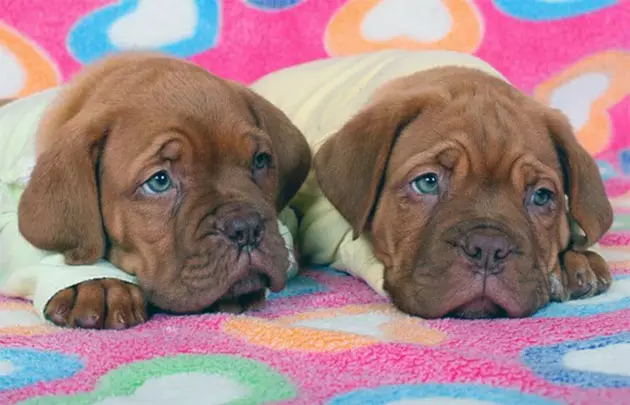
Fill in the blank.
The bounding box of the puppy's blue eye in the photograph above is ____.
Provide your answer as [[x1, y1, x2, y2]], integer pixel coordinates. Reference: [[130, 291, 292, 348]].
[[253, 152, 271, 171], [142, 171, 172, 194], [531, 188, 554, 206], [411, 173, 439, 195]]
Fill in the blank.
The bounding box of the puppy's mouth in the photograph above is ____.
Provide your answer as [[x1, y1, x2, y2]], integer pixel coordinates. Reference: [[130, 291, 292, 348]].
[[447, 296, 508, 319], [221, 270, 271, 299]]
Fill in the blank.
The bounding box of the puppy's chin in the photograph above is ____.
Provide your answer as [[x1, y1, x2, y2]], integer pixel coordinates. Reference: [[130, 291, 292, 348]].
[[387, 260, 546, 319], [222, 271, 270, 299], [446, 297, 508, 319]]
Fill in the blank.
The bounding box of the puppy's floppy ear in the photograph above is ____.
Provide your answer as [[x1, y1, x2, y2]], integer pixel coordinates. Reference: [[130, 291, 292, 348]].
[[314, 91, 446, 238], [238, 86, 312, 210], [545, 107, 613, 250], [18, 107, 111, 265]]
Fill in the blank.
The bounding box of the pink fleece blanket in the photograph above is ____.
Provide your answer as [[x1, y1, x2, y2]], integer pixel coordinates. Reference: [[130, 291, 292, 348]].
[[1, 1, 630, 404]]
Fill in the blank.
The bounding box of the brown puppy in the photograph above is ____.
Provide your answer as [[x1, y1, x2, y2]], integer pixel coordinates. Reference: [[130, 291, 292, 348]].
[[315, 67, 612, 318], [16, 52, 311, 328], [251, 50, 612, 319]]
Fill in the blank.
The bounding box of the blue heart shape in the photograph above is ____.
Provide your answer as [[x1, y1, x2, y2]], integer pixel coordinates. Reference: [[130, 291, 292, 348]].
[[619, 149, 630, 175], [328, 383, 561, 404], [67, 0, 220, 64], [0, 347, 83, 392], [244, 0, 303, 11], [522, 332, 630, 388], [493, 0, 617, 21]]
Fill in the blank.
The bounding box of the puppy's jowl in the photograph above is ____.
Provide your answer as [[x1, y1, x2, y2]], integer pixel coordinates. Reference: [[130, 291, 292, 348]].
[[0, 52, 311, 329], [253, 50, 613, 319]]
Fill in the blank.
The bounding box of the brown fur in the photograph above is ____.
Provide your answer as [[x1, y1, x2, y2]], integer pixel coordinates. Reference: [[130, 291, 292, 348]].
[[315, 67, 612, 319], [17, 52, 311, 329]]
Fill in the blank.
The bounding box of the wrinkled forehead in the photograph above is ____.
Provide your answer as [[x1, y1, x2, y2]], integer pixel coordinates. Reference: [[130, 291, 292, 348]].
[[388, 96, 562, 179], [99, 92, 268, 184], [104, 111, 265, 167]]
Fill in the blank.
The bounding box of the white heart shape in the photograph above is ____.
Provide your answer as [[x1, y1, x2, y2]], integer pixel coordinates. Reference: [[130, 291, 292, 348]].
[[549, 72, 610, 131], [94, 372, 250, 405], [108, 0, 198, 49], [0, 309, 43, 328], [0, 45, 25, 98], [360, 0, 453, 42], [563, 342, 630, 377], [0, 360, 15, 377], [294, 312, 392, 337], [591, 246, 630, 264]]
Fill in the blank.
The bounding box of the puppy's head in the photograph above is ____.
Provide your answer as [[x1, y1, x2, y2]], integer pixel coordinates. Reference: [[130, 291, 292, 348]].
[[315, 67, 612, 319], [18, 53, 311, 313]]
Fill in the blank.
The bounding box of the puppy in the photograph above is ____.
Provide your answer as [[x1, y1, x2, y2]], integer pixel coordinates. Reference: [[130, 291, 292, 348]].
[[0, 52, 311, 329], [252, 50, 613, 318]]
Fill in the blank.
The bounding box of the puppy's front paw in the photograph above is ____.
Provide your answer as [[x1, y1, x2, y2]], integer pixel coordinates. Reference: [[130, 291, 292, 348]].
[[551, 250, 612, 302], [45, 279, 147, 329]]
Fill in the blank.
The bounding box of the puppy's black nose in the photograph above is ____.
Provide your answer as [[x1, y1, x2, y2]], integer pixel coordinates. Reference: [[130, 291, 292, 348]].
[[221, 211, 264, 250], [461, 232, 512, 273]]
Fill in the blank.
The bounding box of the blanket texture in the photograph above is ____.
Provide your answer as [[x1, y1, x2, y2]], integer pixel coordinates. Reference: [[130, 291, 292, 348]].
[[1, 1, 630, 404]]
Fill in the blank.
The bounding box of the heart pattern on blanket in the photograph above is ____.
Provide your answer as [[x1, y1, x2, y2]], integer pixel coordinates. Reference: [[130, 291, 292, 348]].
[[0, 24, 59, 98], [222, 303, 447, 352], [0, 301, 60, 336], [534, 50, 630, 157], [244, 0, 304, 11], [493, 0, 618, 21], [324, 0, 482, 56], [108, 0, 199, 49], [522, 332, 630, 388], [67, 0, 220, 64], [361, 0, 452, 43], [18, 355, 296, 404], [0, 348, 83, 392], [327, 383, 562, 405]]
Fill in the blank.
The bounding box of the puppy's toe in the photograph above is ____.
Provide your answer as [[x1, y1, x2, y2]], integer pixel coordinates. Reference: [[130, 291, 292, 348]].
[[585, 251, 613, 294], [70, 281, 106, 328], [562, 250, 611, 300], [45, 287, 77, 326], [102, 280, 147, 330]]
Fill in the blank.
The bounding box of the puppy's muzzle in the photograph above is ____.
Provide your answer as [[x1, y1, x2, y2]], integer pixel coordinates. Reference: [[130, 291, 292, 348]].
[[215, 203, 285, 296]]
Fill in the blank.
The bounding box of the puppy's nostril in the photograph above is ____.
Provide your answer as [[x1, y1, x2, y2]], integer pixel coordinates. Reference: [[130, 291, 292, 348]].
[[494, 247, 509, 261], [232, 228, 247, 245]]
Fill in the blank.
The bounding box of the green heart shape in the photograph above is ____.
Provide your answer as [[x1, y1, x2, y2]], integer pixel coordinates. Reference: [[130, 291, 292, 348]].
[[21, 354, 297, 405]]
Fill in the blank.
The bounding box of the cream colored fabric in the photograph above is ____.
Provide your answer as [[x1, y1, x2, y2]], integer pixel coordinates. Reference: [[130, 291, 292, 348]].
[[0, 88, 298, 320], [251, 49, 506, 296]]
